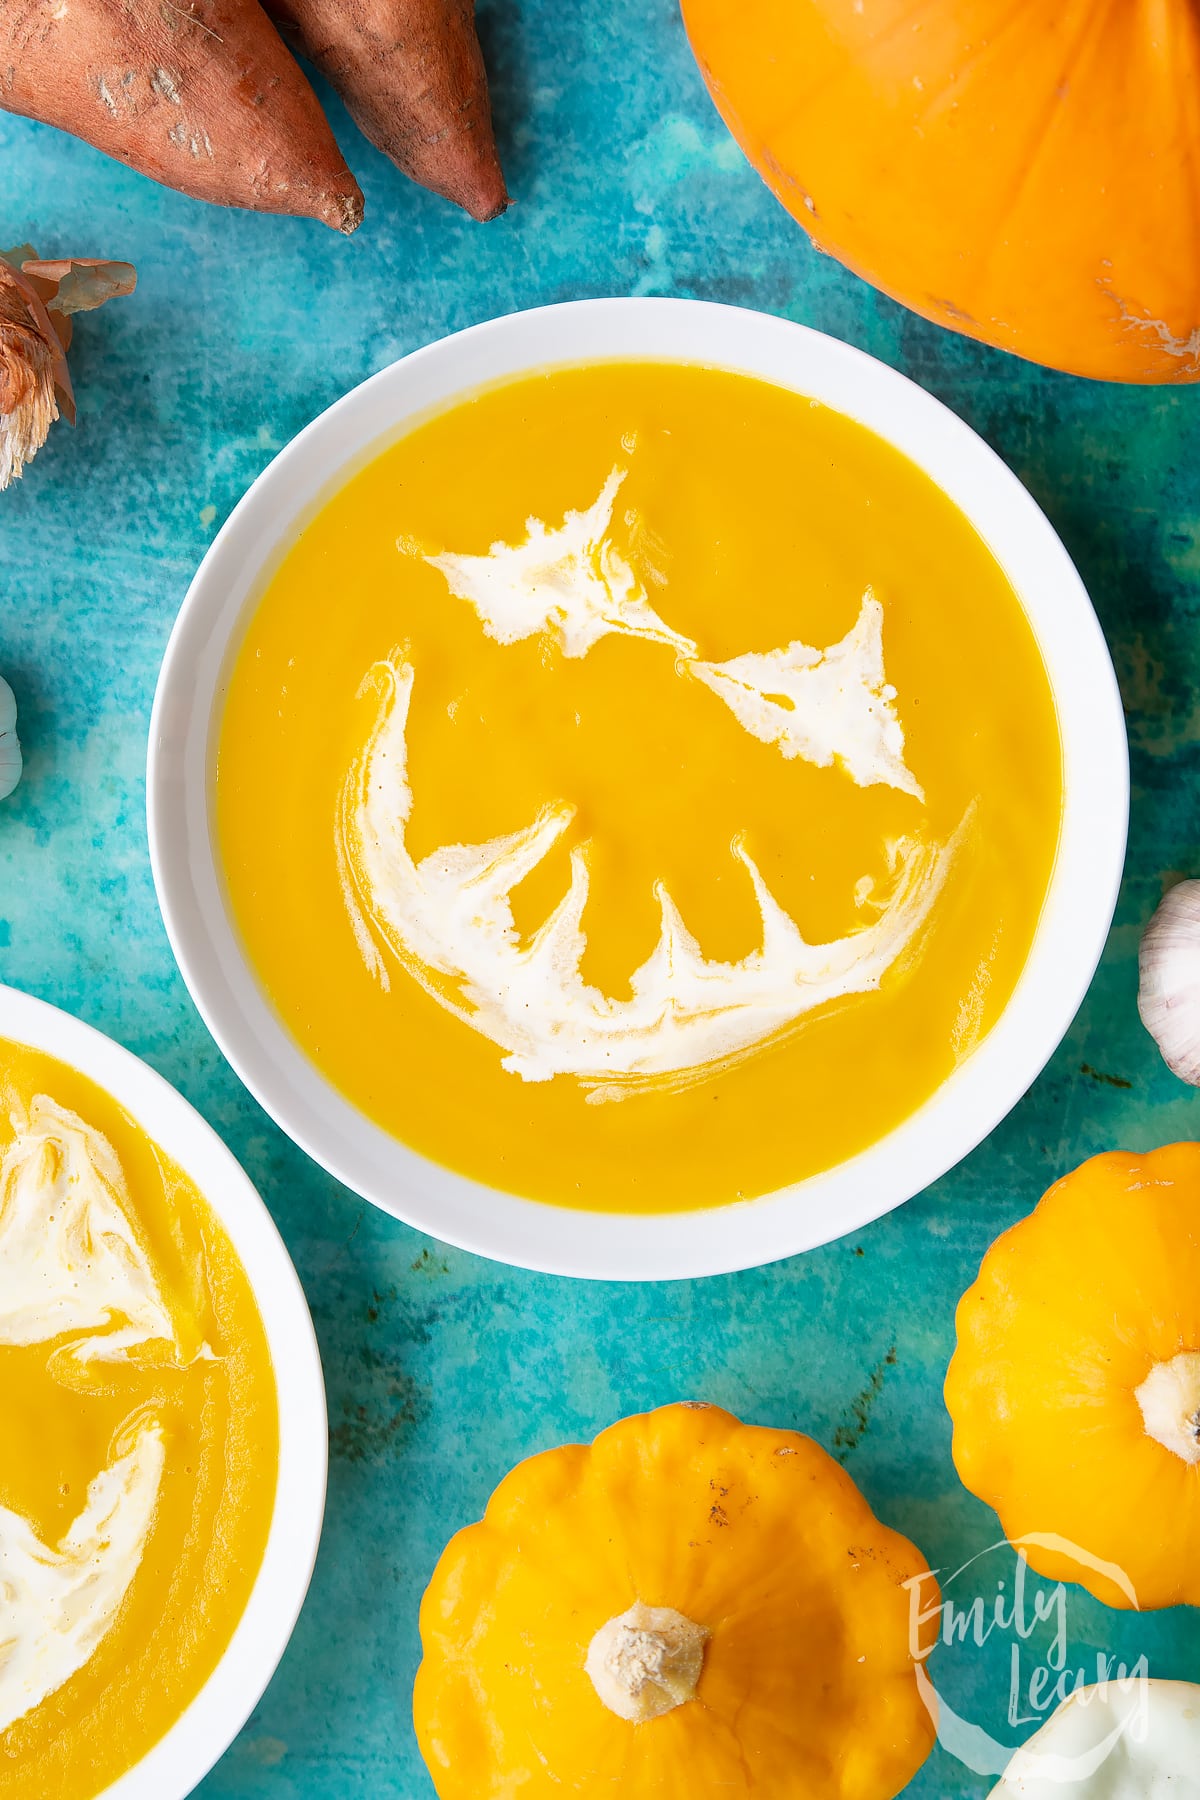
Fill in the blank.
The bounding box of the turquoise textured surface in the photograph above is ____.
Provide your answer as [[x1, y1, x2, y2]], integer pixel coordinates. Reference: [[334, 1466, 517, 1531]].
[[2, 0, 1199, 1791]]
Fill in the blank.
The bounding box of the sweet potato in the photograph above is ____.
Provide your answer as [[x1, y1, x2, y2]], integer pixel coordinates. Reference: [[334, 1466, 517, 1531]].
[[264, 0, 507, 220], [0, 0, 363, 231]]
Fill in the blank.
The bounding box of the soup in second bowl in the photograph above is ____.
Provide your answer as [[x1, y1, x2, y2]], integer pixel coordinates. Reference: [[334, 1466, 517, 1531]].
[[217, 361, 1062, 1212], [0, 1037, 278, 1799]]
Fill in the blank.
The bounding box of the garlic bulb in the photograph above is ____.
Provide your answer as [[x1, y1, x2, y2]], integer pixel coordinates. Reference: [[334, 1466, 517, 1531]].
[[0, 248, 135, 492], [1138, 880, 1200, 1083], [0, 675, 20, 799], [0, 278, 57, 489]]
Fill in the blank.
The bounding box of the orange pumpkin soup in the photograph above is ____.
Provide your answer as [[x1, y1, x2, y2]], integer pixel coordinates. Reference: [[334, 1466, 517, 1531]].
[[217, 362, 1061, 1211]]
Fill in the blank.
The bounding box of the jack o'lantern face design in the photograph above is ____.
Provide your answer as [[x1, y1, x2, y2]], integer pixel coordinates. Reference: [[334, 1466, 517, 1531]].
[[216, 360, 1062, 1210], [0, 1043, 277, 1796], [337, 459, 968, 1100]]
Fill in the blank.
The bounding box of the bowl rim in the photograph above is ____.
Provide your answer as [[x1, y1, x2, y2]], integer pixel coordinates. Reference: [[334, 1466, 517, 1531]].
[[0, 982, 328, 1800], [147, 296, 1129, 1282]]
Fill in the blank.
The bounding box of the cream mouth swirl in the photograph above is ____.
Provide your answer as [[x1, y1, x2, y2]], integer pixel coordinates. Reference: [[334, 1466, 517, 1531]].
[[337, 656, 966, 1097]]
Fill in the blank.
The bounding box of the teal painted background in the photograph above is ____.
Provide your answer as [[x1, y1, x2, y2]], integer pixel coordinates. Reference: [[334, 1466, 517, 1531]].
[[1, 0, 1199, 1791]]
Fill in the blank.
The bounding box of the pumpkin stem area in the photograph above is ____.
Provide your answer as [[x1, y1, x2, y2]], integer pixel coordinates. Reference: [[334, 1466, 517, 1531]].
[[585, 1601, 709, 1723], [1136, 1351, 1200, 1466]]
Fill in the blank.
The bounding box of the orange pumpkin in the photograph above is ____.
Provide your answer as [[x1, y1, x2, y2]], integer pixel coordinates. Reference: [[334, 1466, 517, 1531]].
[[945, 1144, 1200, 1611], [414, 1403, 937, 1798], [681, 0, 1200, 384]]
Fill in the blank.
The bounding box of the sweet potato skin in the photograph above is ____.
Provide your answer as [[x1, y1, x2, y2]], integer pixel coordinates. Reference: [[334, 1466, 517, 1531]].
[[265, 0, 507, 220], [0, 0, 363, 230]]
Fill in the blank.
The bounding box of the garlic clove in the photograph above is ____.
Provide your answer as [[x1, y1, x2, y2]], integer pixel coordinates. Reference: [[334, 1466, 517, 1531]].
[[0, 676, 20, 800], [1137, 880, 1200, 1084]]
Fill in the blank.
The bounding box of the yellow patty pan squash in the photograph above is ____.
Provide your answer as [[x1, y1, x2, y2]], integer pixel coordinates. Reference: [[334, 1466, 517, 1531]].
[[946, 1144, 1200, 1611], [414, 1401, 937, 1798]]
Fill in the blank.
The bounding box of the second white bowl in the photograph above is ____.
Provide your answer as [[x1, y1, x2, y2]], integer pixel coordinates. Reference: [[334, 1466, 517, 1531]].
[[0, 983, 326, 1800]]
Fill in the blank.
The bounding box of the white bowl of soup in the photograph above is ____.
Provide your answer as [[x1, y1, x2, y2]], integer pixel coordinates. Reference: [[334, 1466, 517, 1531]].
[[0, 984, 326, 1799], [148, 299, 1127, 1280]]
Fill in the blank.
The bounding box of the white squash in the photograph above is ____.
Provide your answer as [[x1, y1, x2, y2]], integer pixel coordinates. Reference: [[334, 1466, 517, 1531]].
[[992, 1680, 1200, 1797]]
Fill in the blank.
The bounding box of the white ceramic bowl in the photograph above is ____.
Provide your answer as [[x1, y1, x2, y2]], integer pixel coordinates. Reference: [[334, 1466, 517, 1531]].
[[0, 984, 327, 1800], [148, 298, 1128, 1282]]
